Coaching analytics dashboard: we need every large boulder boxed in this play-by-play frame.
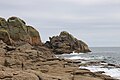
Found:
[0,17,8,28]
[26,26,41,45]
[0,29,13,45]
[7,17,30,44]
[45,31,91,54]
[0,16,42,46]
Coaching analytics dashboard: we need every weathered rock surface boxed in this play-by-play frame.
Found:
[45,31,91,54]
[0,40,116,80]
[0,16,42,45]
[0,40,54,68]
[0,16,116,80]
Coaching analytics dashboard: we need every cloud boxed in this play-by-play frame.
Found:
[0,0,120,46]
[55,0,120,5]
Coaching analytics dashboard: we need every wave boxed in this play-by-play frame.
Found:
[80,65,120,79]
[56,51,120,80]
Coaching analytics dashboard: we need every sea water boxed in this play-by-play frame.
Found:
[56,47,120,80]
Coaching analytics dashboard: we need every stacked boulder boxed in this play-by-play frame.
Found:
[0,16,91,54]
[45,31,91,54]
[0,17,42,46]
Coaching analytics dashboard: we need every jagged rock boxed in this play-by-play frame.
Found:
[0,71,13,79]
[0,17,8,28]
[26,70,65,80]
[0,41,54,69]
[0,17,42,46]
[0,16,112,80]
[73,69,92,75]
[0,48,6,57]
[0,29,13,45]
[4,46,16,51]
[0,40,7,48]
[0,70,40,80]
[34,46,55,59]
[16,43,33,52]
[13,71,39,80]
[7,17,30,44]
[27,26,42,46]
[45,31,91,54]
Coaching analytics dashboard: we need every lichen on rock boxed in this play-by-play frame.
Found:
[26,26,41,45]
[45,31,91,54]
[0,17,8,28]
[0,16,42,46]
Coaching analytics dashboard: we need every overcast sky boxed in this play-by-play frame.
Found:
[0,0,120,47]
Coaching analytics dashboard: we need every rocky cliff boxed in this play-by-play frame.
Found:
[45,31,91,54]
[0,17,91,54]
[0,17,116,80]
[0,40,114,80]
[0,17,42,46]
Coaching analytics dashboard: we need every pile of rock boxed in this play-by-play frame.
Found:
[0,17,41,46]
[0,16,117,80]
[45,31,91,54]
[0,16,91,54]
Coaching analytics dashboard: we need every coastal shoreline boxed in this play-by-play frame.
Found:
[56,55,119,80]
[0,41,118,80]
[0,16,118,80]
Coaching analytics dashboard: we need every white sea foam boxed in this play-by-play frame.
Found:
[62,52,84,56]
[103,68,120,79]
[80,66,120,79]
[56,53,84,59]
[56,49,120,80]
[67,55,104,60]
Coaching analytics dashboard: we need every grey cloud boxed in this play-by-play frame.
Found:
[0,0,120,47]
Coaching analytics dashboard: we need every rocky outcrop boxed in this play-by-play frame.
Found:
[45,31,91,54]
[0,56,116,80]
[26,26,41,46]
[0,16,117,80]
[0,17,42,46]
[0,41,96,80]
[0,40,54,68]
[0,16,91,54]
